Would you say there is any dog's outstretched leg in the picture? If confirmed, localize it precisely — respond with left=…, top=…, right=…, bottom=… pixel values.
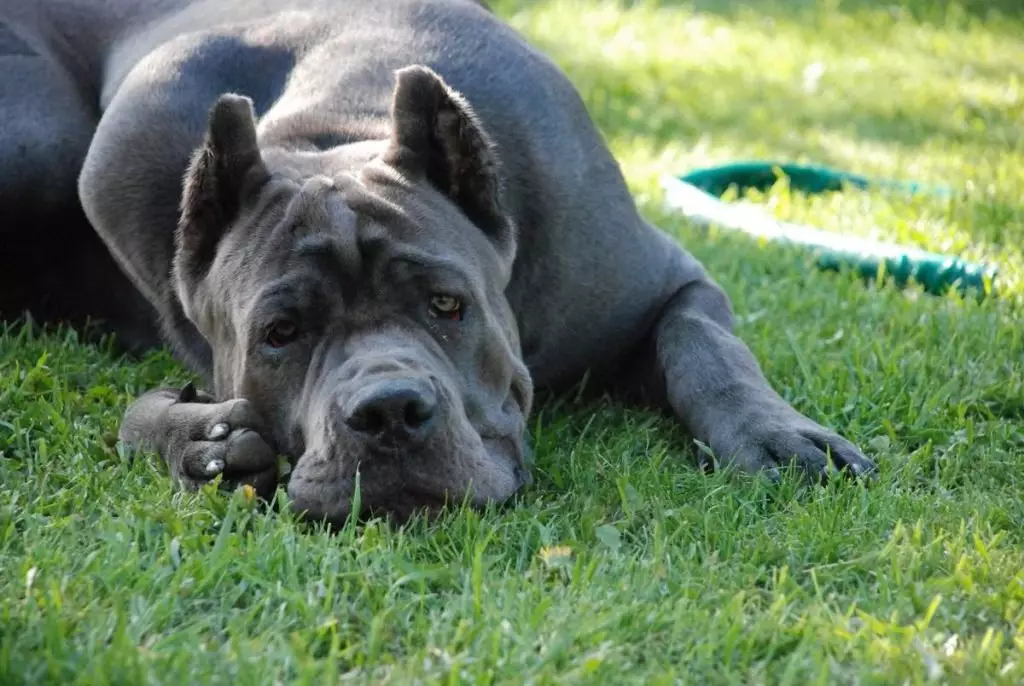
left=646, top=256, right=876, bottom=481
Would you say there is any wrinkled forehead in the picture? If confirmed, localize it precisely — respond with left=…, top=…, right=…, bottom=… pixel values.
left=220, top=165, right=494, bottom=297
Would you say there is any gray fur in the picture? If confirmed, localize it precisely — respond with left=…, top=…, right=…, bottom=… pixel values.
left=0, top=0, right=875, bottom=524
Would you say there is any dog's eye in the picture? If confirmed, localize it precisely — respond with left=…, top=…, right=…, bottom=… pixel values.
left=265, top=319, right=299, bottom=347
left=428, top=294, right=463, bottom=321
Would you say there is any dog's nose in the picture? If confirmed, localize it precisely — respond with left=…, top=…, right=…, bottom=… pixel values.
left=343, top=379, right=438, bottom=446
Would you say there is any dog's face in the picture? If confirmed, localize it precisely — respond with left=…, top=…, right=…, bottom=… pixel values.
left=173, top=67, right=533, bottom=524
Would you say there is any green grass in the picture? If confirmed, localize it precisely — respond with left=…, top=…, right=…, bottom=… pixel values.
left=3, top=0, right=1024, bottom=682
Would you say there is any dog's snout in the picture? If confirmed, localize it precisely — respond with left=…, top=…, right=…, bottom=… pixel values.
left=343, top=379, right=438, bottom=446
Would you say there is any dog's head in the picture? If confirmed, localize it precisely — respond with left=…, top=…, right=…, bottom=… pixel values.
left=173, top=66, right=532, bottom=524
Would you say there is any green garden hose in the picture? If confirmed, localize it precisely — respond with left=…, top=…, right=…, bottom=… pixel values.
left=662, top=162, right=996, bottom=297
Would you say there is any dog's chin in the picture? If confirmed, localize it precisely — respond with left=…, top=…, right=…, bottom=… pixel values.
left=297, top=492, right=443, bottom=529
left=287, top=482, right=512, bottom=529
left=286, top=445, right=528, bottom=528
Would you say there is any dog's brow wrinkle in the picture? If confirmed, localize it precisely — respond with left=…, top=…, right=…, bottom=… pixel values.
left=382, top=251, right=475, bottom=297
left=262, top=276, right=313, bottom=303
left=293, top=235, right=344, bottom=264
left=293, top=234, right=361, bottom=280
left=338, top=172, right=365, bottom=189
left=343, top=181, right=407, bottom=226
left=388, top=250, right=464, bottom=276
left=300, top=175, right=335, bottom=195
left=278, top=182, right=320, bottom=232
left=269, top=175, right=357, bottom=254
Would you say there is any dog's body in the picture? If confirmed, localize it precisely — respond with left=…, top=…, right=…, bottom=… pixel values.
left=1, top=0, right=874, bottom=522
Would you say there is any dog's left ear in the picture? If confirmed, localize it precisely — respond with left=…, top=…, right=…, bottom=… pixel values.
left=382, top=66, right=514, bottom=258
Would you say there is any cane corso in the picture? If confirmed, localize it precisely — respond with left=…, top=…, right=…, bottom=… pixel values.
left=0, top=0, right=875, bottom=523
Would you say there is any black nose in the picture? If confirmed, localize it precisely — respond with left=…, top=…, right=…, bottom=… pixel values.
left=343, top=379, right=438, bottom=446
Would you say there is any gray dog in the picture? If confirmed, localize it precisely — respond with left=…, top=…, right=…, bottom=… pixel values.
left=1, top=0, right=875, bottom=523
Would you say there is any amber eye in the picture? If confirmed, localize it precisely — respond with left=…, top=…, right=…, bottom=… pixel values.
left=265, top=319, right=299, bottom=348
left=428, top=294, right=463, bottom=320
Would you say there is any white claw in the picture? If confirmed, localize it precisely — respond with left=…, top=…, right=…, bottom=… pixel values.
left=204, top=459, right=225, bottom=476
left=208, top=423, right=230, bottom=440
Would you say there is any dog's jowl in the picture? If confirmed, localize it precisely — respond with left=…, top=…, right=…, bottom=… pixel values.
left=0, top=0, right=876, bottom=523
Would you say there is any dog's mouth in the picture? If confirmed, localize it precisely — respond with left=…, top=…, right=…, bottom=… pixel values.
left=364, top=485, right=463, bottom=525
left=286, top=480, right=486, bottom=528
left=283, top=430, right=530, bottom=526
left=315, top=473, right=531, bottom=527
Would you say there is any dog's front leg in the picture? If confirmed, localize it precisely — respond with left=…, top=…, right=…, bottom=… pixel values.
left=119, top=385, right=279, bottom=497
left=650, top=273, right=876, bottom=481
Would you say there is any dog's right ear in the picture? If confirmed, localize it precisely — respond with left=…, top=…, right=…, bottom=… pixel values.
left=381, top=66, right=515, bottom=265
left=176, top=94, right=269, bottom=285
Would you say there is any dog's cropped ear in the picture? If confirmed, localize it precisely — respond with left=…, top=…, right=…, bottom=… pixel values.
left=176, top=94, right=269, bottom=284
left=382, top=66, right=514, bottom=258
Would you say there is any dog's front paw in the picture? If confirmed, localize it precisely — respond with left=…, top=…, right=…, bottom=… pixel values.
left=708, top=407, right=877, bottom=483
left=160, top=393, right=279, bottom=498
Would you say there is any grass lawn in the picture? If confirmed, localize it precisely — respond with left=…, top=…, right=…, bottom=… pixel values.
left=3, top=0, right=1024, bottom=682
